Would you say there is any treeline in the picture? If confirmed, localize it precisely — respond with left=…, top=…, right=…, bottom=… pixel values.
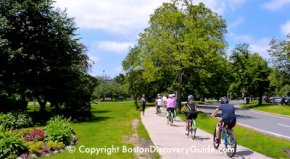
left=93, top=74, right=129, bottom=101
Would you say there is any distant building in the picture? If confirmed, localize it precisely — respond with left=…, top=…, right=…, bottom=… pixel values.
left=96, top=75, right=113, bottom=84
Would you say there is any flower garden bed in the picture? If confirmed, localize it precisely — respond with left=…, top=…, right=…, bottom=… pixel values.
left=0, top=115, right=77, bottom=159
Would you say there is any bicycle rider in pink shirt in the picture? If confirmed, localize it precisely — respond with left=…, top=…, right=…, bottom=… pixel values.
left=165, top=94, right=175, bottom=118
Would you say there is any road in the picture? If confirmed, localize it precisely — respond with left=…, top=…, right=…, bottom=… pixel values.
left=198, top=100, right=290, bottom=140
left=141, top=107, right=271, bottom=159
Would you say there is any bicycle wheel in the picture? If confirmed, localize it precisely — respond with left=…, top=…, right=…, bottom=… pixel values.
left=226, top=132, right=237, bottom=158
left=156, top=107, right=160, bottom=115
left=191, top=120, right=196, bottom=139
left=213, top=128, right=220, bottom=149
left=187, top=120, right=190, bottom=136
left=170, top=112, right=174, bottom=125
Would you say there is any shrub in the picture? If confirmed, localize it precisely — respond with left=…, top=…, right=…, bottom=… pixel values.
left=47, top=141, right=65, bottom=150
left=44, top=116, right=73, bottom=144
left=0, top=113, right=17, bottom=129
left=0, top=112, right=33, bottom=129
left=16, top=113, right=33, bottom=128
left=27, top=141, right=44, bottom=154
left=22, top=128, right=45, bottom=141
left=0, top=126, right=28, bottom=158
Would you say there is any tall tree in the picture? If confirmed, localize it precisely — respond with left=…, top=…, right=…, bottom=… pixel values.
left=0, top=0, right=91, bottom=112
left=268, top=35, right=290, bottom=77
left=230, top=43, right=270, bottom=105
left=123, top=0, right=228, bottom=110
left=268, top=35, right=290, bottom=96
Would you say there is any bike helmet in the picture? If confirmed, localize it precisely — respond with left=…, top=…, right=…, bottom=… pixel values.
left=188, top=95, right=194, bottom=100
left=220, top=97, right=228, bottom=104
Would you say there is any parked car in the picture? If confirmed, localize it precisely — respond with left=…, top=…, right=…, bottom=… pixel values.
left=273, top=97, right=282, bottom=104
left=284, top=97, right=290, bottom=105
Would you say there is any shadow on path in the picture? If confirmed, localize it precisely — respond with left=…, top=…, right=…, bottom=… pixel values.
left=234, top=150, right=254, bottom=159
left=169, top=124, right=184, bottom=127
left=190, top=136, right=211, bottom=141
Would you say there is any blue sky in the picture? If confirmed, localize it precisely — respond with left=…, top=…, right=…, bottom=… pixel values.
left=54, top=0, right=290, bottom=78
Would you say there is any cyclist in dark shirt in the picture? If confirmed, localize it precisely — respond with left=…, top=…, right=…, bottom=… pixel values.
left=211, top=97, right=236, bottom=144
left=182, top=95, right=198, bottom=131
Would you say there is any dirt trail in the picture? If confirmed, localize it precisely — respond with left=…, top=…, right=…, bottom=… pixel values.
left=125, top=118, right=156, bottom=159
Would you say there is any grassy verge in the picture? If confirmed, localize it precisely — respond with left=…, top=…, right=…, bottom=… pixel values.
left=44, top=102, right=159, bottom=159
left=179, top=112, right=290, bottom=159
left=240, top=101, right=290, bottom=116
left=137, top=119, right=150, bottom=141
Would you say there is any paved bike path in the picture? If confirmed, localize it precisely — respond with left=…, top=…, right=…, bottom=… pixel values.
left=141, top=107, right=271, bottom=159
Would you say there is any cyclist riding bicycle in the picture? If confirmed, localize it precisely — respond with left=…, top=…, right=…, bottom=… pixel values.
left=211, top=97, right=236, bottom=144
left=181, top=95, right=198, bottom=131
left=165, top=94, right=175, bottom=118
left=156, top=95, right=162, bottom=114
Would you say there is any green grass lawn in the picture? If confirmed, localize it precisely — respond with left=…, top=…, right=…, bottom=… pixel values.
left=179, top=112, right=290, bottom=159
left=240, top=101, right=290, bottom=116
left=44, top=102, right=158, bottom=159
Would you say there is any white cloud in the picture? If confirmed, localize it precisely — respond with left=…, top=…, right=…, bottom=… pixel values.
left=229, top=33, right=254, bottom=42
left=229, top=33, right=271, bottom=59
left=54, top=0, right=246, bottom=35
left=88, top=54, right=100, bottom=63
left=53, top=0, right=248, bottom=77
left=94, top=41, right=134, bottom=54
left=192, top=0, right=246, bottom=14
left=281, top=20, right=290, bottom=36
left=262, top=0, right=290, bottom=11
left=249, top=39, right=271, bottom=59
left=54, top=0, right=171, bottom=35
left=228, top=16, right=245, bottom=29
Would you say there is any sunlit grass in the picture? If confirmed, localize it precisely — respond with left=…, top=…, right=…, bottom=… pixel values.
left=240, top=101, right=290, bottom=116
left=42, top=102, right=159, bottom=159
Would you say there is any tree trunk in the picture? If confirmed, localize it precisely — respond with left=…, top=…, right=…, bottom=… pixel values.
left=258, top=92, right=263, bottom=105
left=202, top=95, right=205, bottom=102
left=258, top=96, right=262, bottom=105
left=36, top=96, right=47, bottom=112
left=134, top=95, right=139, bottom=110
left=246, top=97, right=250, bottom=104
left=176, top=71, right=182, bottom=113
left=176, top=88, right=181, bottom=113
left=20, top=92, right=28, bottom=110
left=216, top=96, right=220, bottom=103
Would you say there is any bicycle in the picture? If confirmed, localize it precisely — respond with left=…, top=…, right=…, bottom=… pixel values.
left=187, top=118, right=197, bottom=139
left=156, top=106, right=161, bottom=115
left=213, top=125, right=237, bottom=158
left=167, top=109, right=174, bottom=125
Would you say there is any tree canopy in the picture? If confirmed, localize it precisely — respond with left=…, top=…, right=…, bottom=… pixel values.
left=0, top=0, right=96, bottom=113
left=229, top=43, right=270, bottom=105
left=123, top=0, right=229, bottom=108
